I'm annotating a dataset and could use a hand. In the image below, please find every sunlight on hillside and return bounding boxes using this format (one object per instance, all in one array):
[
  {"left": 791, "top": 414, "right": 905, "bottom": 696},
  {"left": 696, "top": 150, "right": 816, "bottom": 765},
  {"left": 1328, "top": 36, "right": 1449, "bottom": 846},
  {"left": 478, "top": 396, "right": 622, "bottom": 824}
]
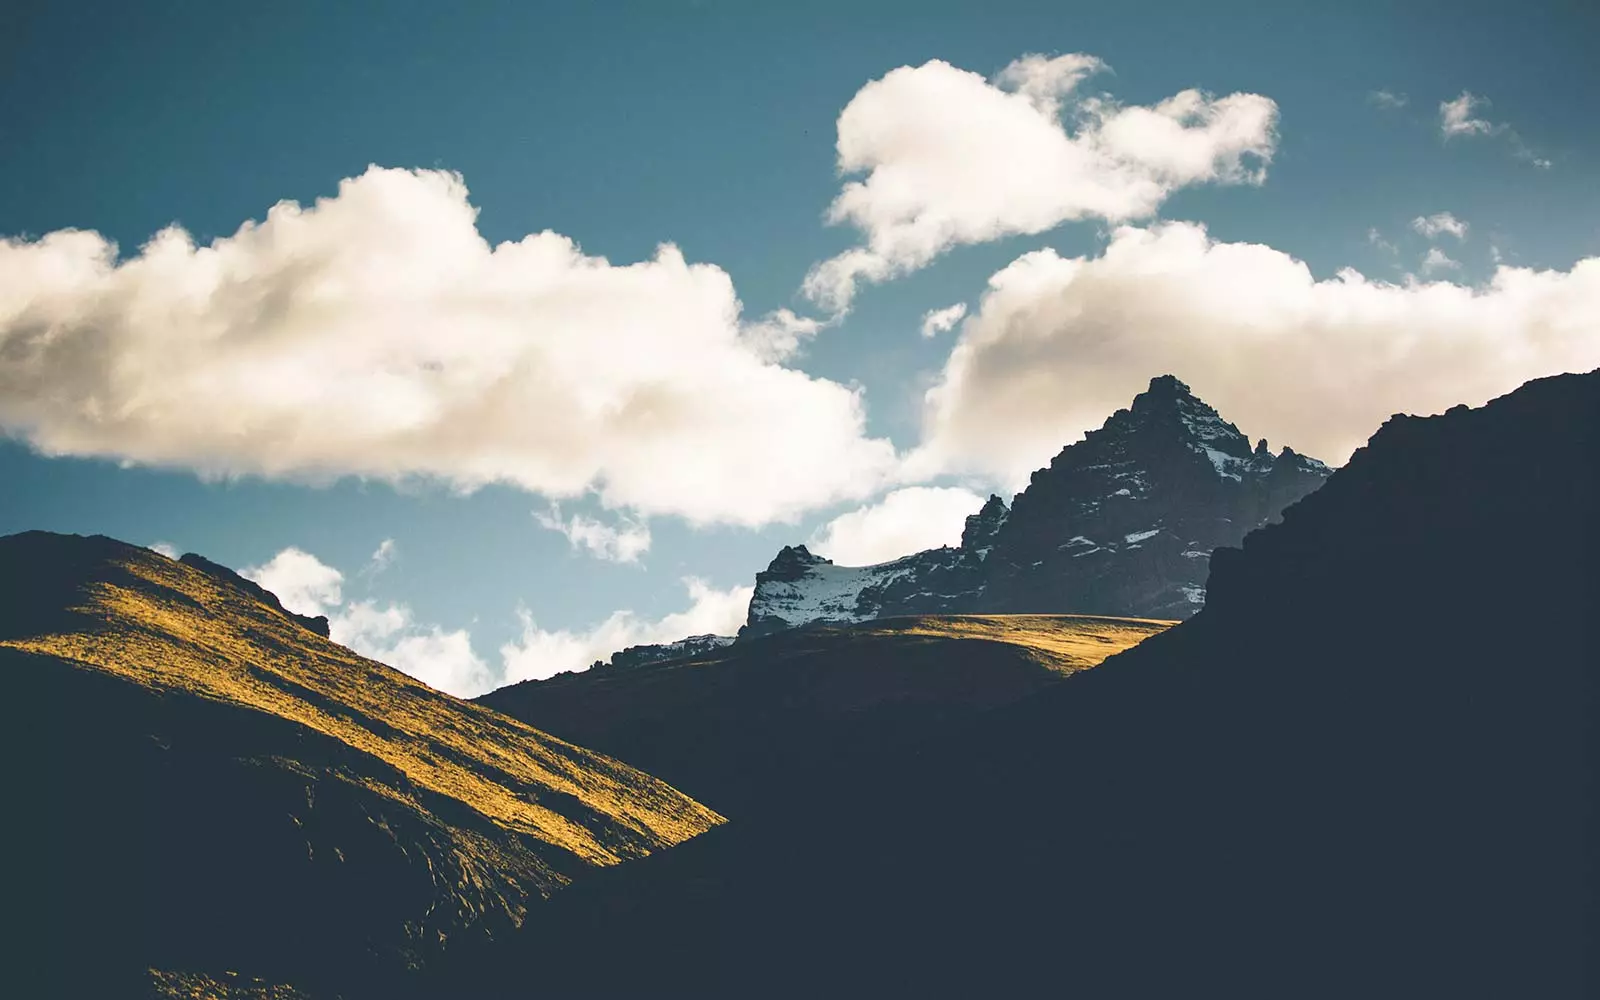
[
  {"left": 836, "top": 614, "right": 1172, "bottom": 674},
  {"left": 2, "top": 544, "right": 722, "bottom": 882}
]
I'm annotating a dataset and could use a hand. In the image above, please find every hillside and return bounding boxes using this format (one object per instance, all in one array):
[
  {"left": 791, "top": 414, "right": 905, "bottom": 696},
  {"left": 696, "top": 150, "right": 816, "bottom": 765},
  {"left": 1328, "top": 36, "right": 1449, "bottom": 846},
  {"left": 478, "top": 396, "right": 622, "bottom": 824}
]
[
  {"left": 459, "top": 370, "right": 1596, "bottom": 998},
  {"left": 6, "top": 532, "right": 721, "bottom": 998},
  {"left": 480, "top": 613, "right": 1169, "bottom": 816}
]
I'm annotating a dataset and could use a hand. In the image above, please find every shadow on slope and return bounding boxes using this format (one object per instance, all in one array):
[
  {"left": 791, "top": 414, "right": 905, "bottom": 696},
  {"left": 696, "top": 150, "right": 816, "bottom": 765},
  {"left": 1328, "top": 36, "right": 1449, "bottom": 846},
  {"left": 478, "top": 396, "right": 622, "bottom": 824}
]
[
  {"left": 480, "top": 614, "right": 1169, "bottom": 819},
  {"left": 449, "top": 370, "right": 1596, "bottom": 998},
  {"left": 5, "top": 534, "right": 720, "bottom": 998}
]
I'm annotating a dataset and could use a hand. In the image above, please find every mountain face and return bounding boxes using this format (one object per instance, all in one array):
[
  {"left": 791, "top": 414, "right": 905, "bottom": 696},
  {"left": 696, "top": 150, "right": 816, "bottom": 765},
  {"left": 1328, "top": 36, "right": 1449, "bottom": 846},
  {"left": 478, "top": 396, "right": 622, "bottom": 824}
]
[
  {"left": 739, "top": 375, "right": 1329, "bottom": 638},
  {"left": 460, "top": 369, "right": 1597, "bottom": 999},
  {"left": 8, "top": 533, "right": 720, "bottom": 999}
]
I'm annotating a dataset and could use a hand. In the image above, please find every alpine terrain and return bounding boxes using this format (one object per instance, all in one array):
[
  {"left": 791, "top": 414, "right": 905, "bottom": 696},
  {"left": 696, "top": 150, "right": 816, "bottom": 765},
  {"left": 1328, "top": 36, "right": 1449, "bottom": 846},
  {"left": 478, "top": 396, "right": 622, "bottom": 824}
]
[
  {"left": 458, "top": 369, "right": 1597, "bottom": 998},
  {"left": 9, "top": 533, "right": 721, "bottom": 999},
  {"left": 618, "top": 375, "right": 1329, "bottom": 666}
]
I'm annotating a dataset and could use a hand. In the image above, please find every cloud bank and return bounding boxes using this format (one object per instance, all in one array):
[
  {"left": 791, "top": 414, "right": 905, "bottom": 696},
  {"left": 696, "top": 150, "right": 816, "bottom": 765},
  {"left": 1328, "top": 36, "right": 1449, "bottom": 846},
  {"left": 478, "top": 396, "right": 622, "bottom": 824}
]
[
  {"left": 912, "top": 222, "right": 1600, "bottom": 484},
  {"left": 804, "top": 53, "right": 1278, "bottom": 310},
  {"left": 0, "top": 166, "right": 895, "bottom": 527}
]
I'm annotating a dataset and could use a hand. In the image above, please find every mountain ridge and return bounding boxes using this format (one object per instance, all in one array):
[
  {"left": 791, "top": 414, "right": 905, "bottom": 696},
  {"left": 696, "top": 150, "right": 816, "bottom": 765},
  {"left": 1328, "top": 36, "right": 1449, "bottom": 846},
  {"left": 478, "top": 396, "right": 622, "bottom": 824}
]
[
  {"left": 9, "top": 531, "right": 721, "bottom": 997},
  {"left": 455, "top": 367, "right": 1598, "bottom": 998},
  {"left": 738, "top": 374, "right": 1330, "bottom": 638}
]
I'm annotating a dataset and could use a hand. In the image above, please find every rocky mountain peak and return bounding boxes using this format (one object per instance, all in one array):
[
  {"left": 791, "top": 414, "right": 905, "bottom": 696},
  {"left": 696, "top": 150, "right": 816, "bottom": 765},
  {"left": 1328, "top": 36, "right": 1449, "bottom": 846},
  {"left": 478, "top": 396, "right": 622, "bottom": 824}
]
[
  {"left": 763, "top": 544, "right": 831, "bottom": 579},
  {"left": 960, "top": 494, "right": 1010, "bottom": 552},
  {"left": 737, "top": 375, "right": 1333, "bottom": 634}
]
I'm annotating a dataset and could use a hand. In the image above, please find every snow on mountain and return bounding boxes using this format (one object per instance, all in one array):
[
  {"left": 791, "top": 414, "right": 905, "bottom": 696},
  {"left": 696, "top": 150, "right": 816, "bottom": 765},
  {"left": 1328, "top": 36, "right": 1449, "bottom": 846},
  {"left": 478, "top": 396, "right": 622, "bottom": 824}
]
[{"left": 740, "top": 375, "right": 1333, "bottom": 636}]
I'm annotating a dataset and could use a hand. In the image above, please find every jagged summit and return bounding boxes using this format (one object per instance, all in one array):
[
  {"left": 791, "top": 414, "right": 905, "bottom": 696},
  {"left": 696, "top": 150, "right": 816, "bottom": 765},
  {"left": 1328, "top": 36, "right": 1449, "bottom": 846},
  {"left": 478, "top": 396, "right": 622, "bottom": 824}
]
[
  {"left": 960, "top": 494, "right": 1009, "bottom": 554},
  {"left": 739, "top": 376, "right": 1331, "bottom": 636}
]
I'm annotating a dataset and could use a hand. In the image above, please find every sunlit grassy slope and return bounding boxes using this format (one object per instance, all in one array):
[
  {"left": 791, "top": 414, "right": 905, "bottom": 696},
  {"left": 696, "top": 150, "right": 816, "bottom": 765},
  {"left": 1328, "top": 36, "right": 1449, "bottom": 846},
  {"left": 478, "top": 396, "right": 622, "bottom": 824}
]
[
  {"left": 5, "top": 530, "right": 720, "bottom": 994},
  {"left": 836, "top": 614, "right": 1174, "bottom": 673}
]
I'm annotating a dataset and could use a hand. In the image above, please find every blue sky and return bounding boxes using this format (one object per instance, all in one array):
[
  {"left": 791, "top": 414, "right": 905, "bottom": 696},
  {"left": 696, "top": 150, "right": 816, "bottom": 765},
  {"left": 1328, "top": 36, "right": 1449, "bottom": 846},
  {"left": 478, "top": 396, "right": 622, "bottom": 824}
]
[{"left": 3, "top": 1, "right": 1597, "bottom": 693}]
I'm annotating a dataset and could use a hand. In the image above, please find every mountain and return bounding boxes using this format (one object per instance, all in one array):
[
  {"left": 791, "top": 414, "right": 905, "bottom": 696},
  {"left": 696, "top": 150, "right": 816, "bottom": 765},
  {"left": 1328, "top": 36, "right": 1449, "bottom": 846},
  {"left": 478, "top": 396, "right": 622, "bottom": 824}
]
[
  {"left": 7, "top": 532, "right": 720, "bottom": 999},
  {"left": 590, "top": 632, "right": 735, "bottom": 672},
  {"left": 480, "top": 613, "right": 1170, "bottom": 817},
  {"left": 739, "top": 375, "right": 1329, "bottom": 638},
  {"left": 458, "top": 370, "right": 1596, "bottom": 998}
]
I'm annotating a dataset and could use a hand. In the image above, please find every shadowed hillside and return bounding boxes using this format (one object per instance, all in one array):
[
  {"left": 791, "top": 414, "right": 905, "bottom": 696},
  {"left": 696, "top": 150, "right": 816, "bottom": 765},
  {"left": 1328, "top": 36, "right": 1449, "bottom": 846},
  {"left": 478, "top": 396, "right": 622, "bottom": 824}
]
[
  {"left": 454, "top": 370, "right": 1596, "bottom": 998},
  {"left": 5, "top": 533, "right": 721, "bottom": 998},
  {"left": 481, "top": 613, "right": 1170, "bottom": 817}
]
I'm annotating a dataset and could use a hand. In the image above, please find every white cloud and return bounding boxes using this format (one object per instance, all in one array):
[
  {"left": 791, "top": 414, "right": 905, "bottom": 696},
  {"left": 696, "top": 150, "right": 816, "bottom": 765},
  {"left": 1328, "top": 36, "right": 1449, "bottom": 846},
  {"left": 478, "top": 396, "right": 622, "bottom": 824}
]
[
  {"left": 739, "top": 307, "right": 825, "bottom": 362},
  {"left": 910, "top": 221, "right": 1600, "bottom": 484},
  {"left": 366, "top": 538, "right": 397, "bottom": 574},
  {"left": 148, "top": 541, "right": 179, "bottom": 559},
  {"left": 238, "top": 544, "right": 494, "bottom": 696},
  {"left": 1420, "top": 247, "right": 1461, "bottom": 273},
  {"left": 1412, "top": 212, "right": 1468, "bottom": 240},
  {"left": 534, "top": 503, "right": 652, "bottom": 563},
  {"left": 1438, "top": 92, "right": 1548, "bottom": 167},
  {"left": 808, "top": 486, "right": 987, "bottom": 566},
  {"left": 1369, "top": 90, "right": 1408, "bottom": 110},
  {"left": 236, "top": 544, "right": 753, "bottom": 691},
  {"left": 330, "top": 599, "right": 494, "bottom": 697},
  {"left": 500, "top": 577, "right": 754, "bottom": 682},
  {"left": 1440, "top": 91, "right": 1497, "bottom": 137},
  {"left": 803, "top": 54, "right": 1278, "bottom": 310},
  {"left": 920, "top": 302, "right": 968, "bottom": 338},
  {"left": 240, "top": 546, "right": 345, "bottom": 617},
  {"left": 1367, "top": 228, "right": 1398, "bottom": 255},
  {"left": 0, "top": 166, "right": 895, "bottom": 528}
]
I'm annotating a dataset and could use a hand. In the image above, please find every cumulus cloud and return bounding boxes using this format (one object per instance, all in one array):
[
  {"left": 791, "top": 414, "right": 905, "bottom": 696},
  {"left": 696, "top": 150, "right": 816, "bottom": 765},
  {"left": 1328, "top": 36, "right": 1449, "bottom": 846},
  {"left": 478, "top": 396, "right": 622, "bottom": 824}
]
[
  {"left": 240, "top": 545, "right": 490, "bottom": 694},
  {"left": 1368, "top": 90, "right": 1408, "bottom": 110},
  {"left": 1420, "top": 247, "right": 1461, "bottom": 273},
  {"left": 803, "top": 54, "right": 1279, "bottom": 310},
  {"left": 920, "top": 303, "right": 968, "bottom": 338},
  {"left": 330, "top": 598, "right": 494, "bottom": 697},
  {"left": 500, "top": 577, "right": 754, "bottom": 682},
  {"left": 0, "top": 166, "right": 895, "bottom": 527},
  {"left": 1412, "top": 212, "right": 1468, "bottom": 240},
  {"left": 911, "top": 221, "right": 1600, "bottom": 484},
  {"left": 241, "top": 546, "right": 345, "bottom": 617},
  {"left": 534, "top": 503, "right": 652, "bottom": 563},
  {"left": 148, "top": 541, "right": 179, "bottom": 559},
  {"left": 808, "top": 486, "right": 987, "bottom": 566}
]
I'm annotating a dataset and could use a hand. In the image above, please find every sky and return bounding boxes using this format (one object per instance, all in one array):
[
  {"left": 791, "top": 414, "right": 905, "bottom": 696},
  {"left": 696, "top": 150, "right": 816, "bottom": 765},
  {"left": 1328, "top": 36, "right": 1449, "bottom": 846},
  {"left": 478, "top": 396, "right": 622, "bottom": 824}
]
[{"left": 3, "top": 0, "right": 1597, "bottom": 695}]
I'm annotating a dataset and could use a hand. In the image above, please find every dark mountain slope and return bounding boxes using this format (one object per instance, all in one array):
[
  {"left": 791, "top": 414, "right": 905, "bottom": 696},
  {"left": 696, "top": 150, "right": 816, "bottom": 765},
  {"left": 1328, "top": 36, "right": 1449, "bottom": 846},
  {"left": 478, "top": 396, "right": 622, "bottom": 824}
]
[
  {"left": 5, "top": 533, "right": 720, "bottom": 998},
  {"left": 458, "top": 370, "right": 1596, "bottom": 998},
  {"left": 480, "top": 614, "right": 1170, "bottom": 818}
]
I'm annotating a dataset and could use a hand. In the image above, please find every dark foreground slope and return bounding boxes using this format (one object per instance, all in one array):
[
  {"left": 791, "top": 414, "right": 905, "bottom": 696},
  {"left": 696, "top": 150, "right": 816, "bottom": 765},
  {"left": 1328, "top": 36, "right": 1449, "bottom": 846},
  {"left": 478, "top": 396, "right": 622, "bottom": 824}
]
[
  {"left": 4, "top": 534, "right": 720, "bottom": 998},
  {"left": 482, "top": 614, "right": 1171, "bottom": 818},
  {"left": 454, "top": 370, "right": 1596, "bottom": 998}
]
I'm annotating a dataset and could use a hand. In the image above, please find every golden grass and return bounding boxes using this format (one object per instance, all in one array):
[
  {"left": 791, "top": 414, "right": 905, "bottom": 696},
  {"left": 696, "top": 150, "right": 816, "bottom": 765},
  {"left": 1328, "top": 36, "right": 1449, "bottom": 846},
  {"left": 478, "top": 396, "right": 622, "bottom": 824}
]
[
  {"left": 826, "top": 614, "right": 1173, "bottom": 674},
  {"left": 147, "top": 968, "right": 316, "bottom": 1000},
  {"left": 2, "top": 545, "right": 722, "bottom": 874}
]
